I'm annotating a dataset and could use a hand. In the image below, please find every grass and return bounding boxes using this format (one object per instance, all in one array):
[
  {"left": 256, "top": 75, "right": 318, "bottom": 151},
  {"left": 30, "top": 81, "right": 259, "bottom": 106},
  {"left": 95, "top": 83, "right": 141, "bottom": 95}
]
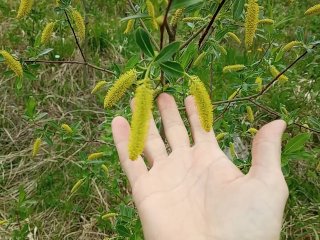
[{"left": 1, "top": 0, "right": 320, "bottom": 239}]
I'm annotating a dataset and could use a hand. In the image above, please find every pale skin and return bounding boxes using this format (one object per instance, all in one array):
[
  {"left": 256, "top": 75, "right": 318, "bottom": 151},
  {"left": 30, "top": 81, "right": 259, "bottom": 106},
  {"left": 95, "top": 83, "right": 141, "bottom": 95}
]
[{"left": 112, "top": 93, "right": 289, "bottom": 240}]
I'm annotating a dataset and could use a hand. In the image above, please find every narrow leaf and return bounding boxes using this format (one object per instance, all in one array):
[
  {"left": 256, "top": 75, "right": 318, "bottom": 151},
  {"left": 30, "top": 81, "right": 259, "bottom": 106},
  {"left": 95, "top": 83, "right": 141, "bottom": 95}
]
[
  {"left": 284, "top": 133, "right": 310, "bottom": 154},
  {"left": 135, "top": 28, "right": 154, "bottom": 57},
  {"left": 233, "top": 0, "right": 245, "bottom": 20},
  {"left": 171, "top": 0, "right": 204, "bottom": 10},
  {"left": 155, "top": 41, "right": 180, "bottom": 63},
  {"left": 160, "top": 61, "right": 184, "bottom": 78}
]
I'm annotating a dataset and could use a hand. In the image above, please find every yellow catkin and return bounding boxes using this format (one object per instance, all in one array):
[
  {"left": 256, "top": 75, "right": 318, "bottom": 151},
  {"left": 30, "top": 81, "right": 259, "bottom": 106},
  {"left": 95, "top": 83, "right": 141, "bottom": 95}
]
[
  {"left": 101, "top": 164, "right": 109, "bottom": 176},
  {"left": 156, "top": 15, "right": 164, "bottom": 26},
  {"left": 88, "top": 152, "right": 104, "bottom": 160},
  {"left": 124, "top": 19, "right": 134, "bottom": 34},
  {"left": 280, "top": 106, "right": 289, "bottom": 115},
  {"left": 193, "top": 52, "right": 206, "bottom": 67},
  {"left": 0, "top": 50, "right": 23, "bottom": 78},
  {"left": 17, "top": 0, "right": 34, "bottom": 19},
  {"left": 102, "top": 213, "right": 117, "bottom": 220},
  {"left": 104, "top": 69, "right": 137, "bottom": 108},
  {"left": 182, "top": 17, "right": 206, "bottom": 22},
  {"left": 128, "top": 84, "right": 153, "bottom": 160},
  {"left": 305, "top": 4, "right": 320, "bottom": 16},
  {"left": 283, "top": 41, "right": 301, "bottom": 52},
  {"left": 223, "top": 64, "right": 245, "bottom": 73},
  {"left": 255, "top": 77, "right": 263, "bottom": 92},
  {"left": 146, "top": 0, "right": 158, "bottom": 30},
  {"left": 0, "top": 220, "right": 8, "bottom": 225},
  {"left": 270, "top": 65, "right": 289, "bottom": 83},
  {"left": 170, "top": 8, "right": 183, "bottom": 26},
  {"left": 71, "top": 9, "right": 86, "bottom": 41},
  {"left": 218, "top": 45, "right": 227, "bottom": 55},
  {"left": 227, "top": 32, "right": 241, "bottom": 45},
  {"left": 257, "top": 47, "right": 263, "bottom": 52},
  {"left": 228, "top": 88, "right": 240, "bottom": 100},
  {"left": 32, "top": 138, "right": 41, "bottom": 157},
  {"left": 91, "top": 81, "right": 107, "bottom": 94},
  {"left": 71, "top": 178, "right": 85, "bottom": 193},
  {"left": 61, "top": 123, "right": 73, "bottom": 133},
  {"left": 41, "top": 22, "right": 56, "bottom": 45},
  {"left": 229, "top": 143, "right": 236, "bottom": 158},
  {"left": 248, "top": 127, "right": 258, "bottom": 135},
  {"left": 246, "top": 106, "right": 254, "bottom": 123},
  {"left": 216, "top": 132, "right": 227, "bottom": 141},
  {"left": 258, "top": 19, "right": 275, "bottom": 25},
  {"left": 189, "top": 76, "right": 213, "bottom": 132},
  {"left": 245, "top": 0, "right": 259, "bottom": 48}
]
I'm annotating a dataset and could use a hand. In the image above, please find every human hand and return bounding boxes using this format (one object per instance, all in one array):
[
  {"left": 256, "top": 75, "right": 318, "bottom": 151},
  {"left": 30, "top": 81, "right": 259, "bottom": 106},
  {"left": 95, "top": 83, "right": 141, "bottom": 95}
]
[{"left": 112, "top": 93, "right": 288, "bottom": 240}]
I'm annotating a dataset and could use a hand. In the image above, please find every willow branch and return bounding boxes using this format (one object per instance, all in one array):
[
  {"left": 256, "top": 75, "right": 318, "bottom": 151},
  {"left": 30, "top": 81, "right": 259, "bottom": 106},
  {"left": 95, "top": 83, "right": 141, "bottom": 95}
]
[
  {"left": 213, "top": 43, "right": 320, "bottom": 106},
  {"left": 249, "top": 99, "right": 320, "bottom": 135},
  {"left": 198, "top": 0, "right": 227, "bottom": 48},
  {"left": 180, "top": 25, "right": 206, "bottom": 50},
  {"left": 160, "top": 0, "right": 173, "bottom": 49},
  {"left": 24, "top": 59, "right": 116, "bottom": 75},
  {"left": 259, "top": 43, "right": 319, "bottom": 96},
  {"left": 64, "top": 10, "right": 87, "bottom": 62}
]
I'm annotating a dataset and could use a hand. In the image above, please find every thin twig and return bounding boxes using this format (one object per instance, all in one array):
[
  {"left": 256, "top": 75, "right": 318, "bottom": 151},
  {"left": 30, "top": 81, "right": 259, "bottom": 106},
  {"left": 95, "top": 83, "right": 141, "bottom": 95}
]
[
  {"left": 198, "top": 0, "right": 227, "bottom": 48},
  {"left": 160, "top": 0, "right": 173, "bottom": 49},
  {"left": 64, "top": 10, "right": 87, "bottom": 62},
  {"left": 249, "top": 99, "right": 320, "bottom": 135},
  {"left": 180, "top": 25, "right": 206, "bottom": 50},
  {"left": 24, "top": 60, "right": 116, "bottom": 75},
  {"left": 259, "top": 44, "right": 319, "bottom": 96},
  {"left": 213, "top": 43, "right": 320, "bottom": 106}
]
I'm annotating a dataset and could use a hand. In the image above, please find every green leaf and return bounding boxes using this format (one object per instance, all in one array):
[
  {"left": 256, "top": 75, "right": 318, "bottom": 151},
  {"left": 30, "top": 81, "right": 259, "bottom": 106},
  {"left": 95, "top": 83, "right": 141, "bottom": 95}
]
[
  {"left": 233, "top": 0, "right": 245, "bottom": 20},
  {"left": 180, "top": 42, "right": 197, "bottom": 68},
  {"left": 116, "top": 224, "right": 131, "bottom": 237},
  {"left": 121, "top": 14, "right": 149, "bottom": 22},
  {"left": 36, "top": 48, "right": 54, "bottom": 59},
  {"left": 296, "top": 26, "right": 304, "bottom": 42},
  {"left": 160, "top": 61, "right": 184, "bottom": 78},
  {"left": 125, "top": 55, "right": 140, "bottom": 71},
  {"left": 135, "top": 28, "right": 154, "bottom": 57},
  {"left": 155, "top": 41, "right": 180, "bottom": 63},
  {"left": 25, "top": 96, "right": 37, "bottom": 119},
  {"left": 284, "top": 133, "right": 310, "bottom": 154},
  {"left": 275, "top": 49, "right": 284, "bottom": 62},
  {"left": 171, "top": 0, "right": 204, "bottom": 10},
  {"left": 308, "top": 116, "right": 320, "bottom": 130},
  {"left": 18, "top": 186, "right": 26, "bottom": 204}
]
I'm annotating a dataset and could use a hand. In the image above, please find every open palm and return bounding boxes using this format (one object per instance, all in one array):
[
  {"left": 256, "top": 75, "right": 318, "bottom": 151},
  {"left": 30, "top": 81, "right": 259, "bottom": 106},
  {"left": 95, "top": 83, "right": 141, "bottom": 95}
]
[{"left": 112, "top": 93, "right": 288, "bottom": 240}]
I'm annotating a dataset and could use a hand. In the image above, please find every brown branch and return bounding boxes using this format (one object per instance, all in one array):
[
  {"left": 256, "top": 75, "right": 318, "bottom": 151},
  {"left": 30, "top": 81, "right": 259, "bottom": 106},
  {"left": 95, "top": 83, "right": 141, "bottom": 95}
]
[
  {"left": 180, "top": 25, "right": 206, "bottom": 50},
  {"left": 160, "top": 0, "right": 173, "bottom": 49},
  {"left": 64, "top": 10, "right": 87, "bottom": 62},
  {"left": 259, "top": 44, "right": 319, "bottom": 96},
  {"left": 24, "top": 59, "right": 116, "bottom": 75},
  {"left": 198, "top": 0, "right": 227, "bottom": 48},
  {"left": 213, "top": 43, "right": 320, "bottom": 106},
  {"left": 209, "top": 43, "right": 320, "bottom": 135},
  {"left": 249, "top": 99, "right": 320, "bottom": 135}
]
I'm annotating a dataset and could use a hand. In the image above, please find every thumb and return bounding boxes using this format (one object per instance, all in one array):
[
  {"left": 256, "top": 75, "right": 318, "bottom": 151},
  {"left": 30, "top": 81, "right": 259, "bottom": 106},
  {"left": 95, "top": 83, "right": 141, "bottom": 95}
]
[{"left": 250, "top": 120, "right": 287, "bottom": 174}]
